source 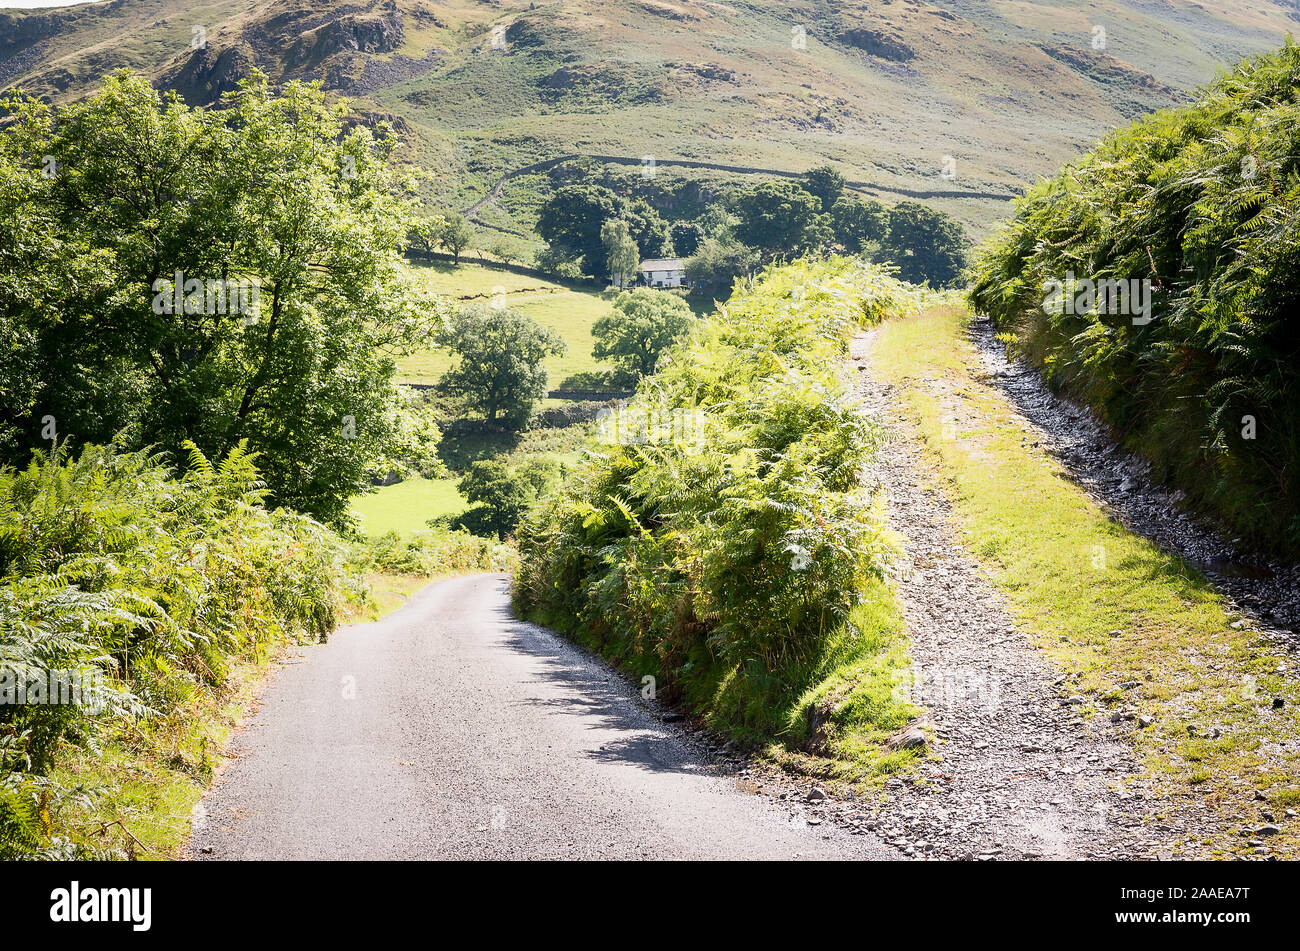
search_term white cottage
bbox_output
[639,258,688,288]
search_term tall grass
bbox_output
[515,258,948,776]
[970,40,1300,555]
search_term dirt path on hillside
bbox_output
[832,328,1199,860]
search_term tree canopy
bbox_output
[886,201,970,288]
[803,165,847,213]
[434,307,566,427]
[438,213,476,264]
[831,196,890,255]
[601,219,640,288]
[0,69,440,527]
[669,221,706,257]
[537,183,669,279]
[455,458,559,539]
[684,237,759,293]
[732,180,828,258]
[592,288,696,382]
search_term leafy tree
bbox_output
[533,245,586,280]
[438,213,475,265]
[803,165,847,213]
[601,219,640,288]
[0,70,440,527]
[624,197,672,260]
[455,458,558,538]
[406,215,444,260]
[592,288,695,381]
[885,201,969,287]
[536,183,668,279]
[733,180,829,258]
[435,307,565,427]
[684,237,759,294]
[538,184,623,277]
[669,221,706,257]
[830,196,890,254]
[490,237,526,266]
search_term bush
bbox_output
[515,258,946,759]
[970,39,1300,554]
[0,439,363,857]
[357,529,514,576]
[452,459,559,539]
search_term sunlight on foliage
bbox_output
[970,39,1300,553]
[515,257,951,778]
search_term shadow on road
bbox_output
[486,596,718,779]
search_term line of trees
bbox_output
[531,164,971,290]
[408,212,476,265]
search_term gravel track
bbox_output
[838,328,1195,860]
[186,319,1296,862]
[970,320,1300,646]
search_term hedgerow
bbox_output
[0,439,364,857]
[970,40,1300,554]
[515,258,947,772]
[358,529,515,576]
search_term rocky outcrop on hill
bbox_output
[153,3,415,105]
[167,44,258,106]
[671,62,739,84]
[840,28,916,62]
[539,63,668,106]
[1040,43,1176,97]
[0,12,64,87]
[346,108,412,136]
[0,12,64,59]
[285,12,405,70]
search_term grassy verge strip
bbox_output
[874,306,1300,857]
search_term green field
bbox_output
[351,476,468,537]
[352,261,630,536]
[351,424,590,538]
[398,261,617,388]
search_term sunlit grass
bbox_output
[352,476,467,538]
[874,306,1300,857]
[398,261,616,387]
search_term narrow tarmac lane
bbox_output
[186,573,893,860]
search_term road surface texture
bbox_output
[186,573,894,860]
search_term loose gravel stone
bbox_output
[969,320,1300,641]
[842,328,1204,860]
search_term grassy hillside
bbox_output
[3,0,1297,236]
[398,260,617,387]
